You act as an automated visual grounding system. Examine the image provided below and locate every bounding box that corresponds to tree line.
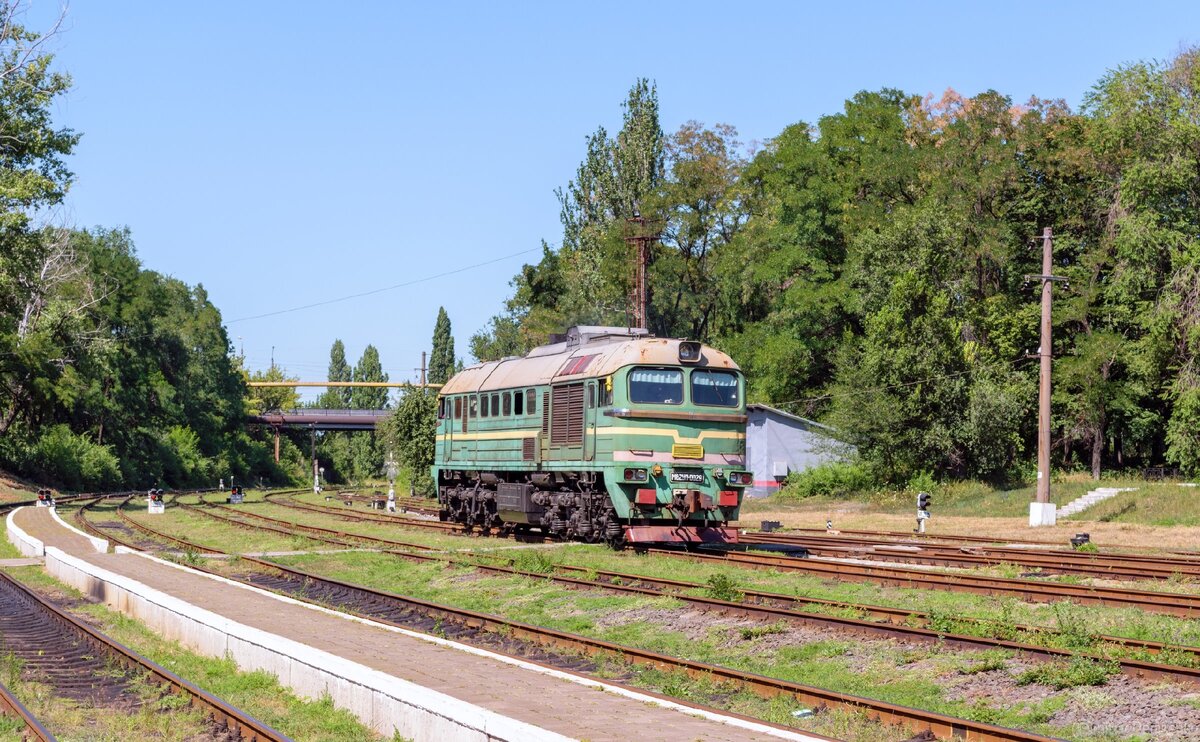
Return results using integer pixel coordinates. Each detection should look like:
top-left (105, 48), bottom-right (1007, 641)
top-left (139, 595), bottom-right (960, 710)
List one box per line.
top-left (471, 52), bottom-right (1200, 484)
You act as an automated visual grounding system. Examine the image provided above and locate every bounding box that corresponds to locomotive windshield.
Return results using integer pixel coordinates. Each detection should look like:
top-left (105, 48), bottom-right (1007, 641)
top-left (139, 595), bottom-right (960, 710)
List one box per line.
top-left (692, 370), bottom-right (740, 407)
top-left (629, 367), bottom-right (683, 405)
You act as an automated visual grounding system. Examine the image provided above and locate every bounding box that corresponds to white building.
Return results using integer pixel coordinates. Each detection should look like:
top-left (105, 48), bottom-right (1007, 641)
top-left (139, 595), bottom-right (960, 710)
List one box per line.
top-left (745, 404), bottom-right (849, 498)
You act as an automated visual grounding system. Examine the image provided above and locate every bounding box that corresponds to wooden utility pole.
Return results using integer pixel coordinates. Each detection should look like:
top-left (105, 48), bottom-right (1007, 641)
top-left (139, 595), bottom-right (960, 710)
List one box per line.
top-left (1026, 228), bottom-right (1067, 525)
top-left (1036, 228), bottom-right (1053, 505)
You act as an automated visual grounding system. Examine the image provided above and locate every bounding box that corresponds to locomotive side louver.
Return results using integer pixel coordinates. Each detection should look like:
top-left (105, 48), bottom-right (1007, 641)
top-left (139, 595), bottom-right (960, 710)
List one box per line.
top-left (551, 383), bottom-right (584, 447)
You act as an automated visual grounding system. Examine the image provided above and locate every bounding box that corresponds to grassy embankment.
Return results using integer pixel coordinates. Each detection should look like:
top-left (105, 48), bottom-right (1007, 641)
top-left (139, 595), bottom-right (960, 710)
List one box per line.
top-left (743, 473), bottom-right (1200, 549)
top-left (0, 565), bottom-right (383, 741)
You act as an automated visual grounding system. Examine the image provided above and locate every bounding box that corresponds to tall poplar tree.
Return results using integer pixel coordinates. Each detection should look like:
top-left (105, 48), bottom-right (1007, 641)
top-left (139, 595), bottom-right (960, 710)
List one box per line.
top-left (318, 339), bottom-right (352, 408)
top-left (428, 308), bottom-right (455, 384)
top-left (351, 345), bottom-right (388, 410)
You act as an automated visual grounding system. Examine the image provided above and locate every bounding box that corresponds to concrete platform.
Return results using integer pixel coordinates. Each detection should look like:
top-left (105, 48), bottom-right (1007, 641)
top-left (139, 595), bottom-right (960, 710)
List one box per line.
top-left (8, 507), bottom-right (823, 742)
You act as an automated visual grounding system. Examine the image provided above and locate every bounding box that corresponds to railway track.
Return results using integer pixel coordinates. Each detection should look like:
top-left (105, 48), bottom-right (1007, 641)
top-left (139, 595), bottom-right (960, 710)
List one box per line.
top-left (647, 547), bottom-right (1200, 618)
top-left (257, 488), bottom-right (1200, 619)
top-left (71, 495), bottom-right (1063, 741)
top-left (744, 530), bottom-right (1200, 581)
top-left (0, 677), bottom-right (53, 741)
top-left (0, 565), bottom-right (288, 741)
top-left (132, 494), bottom-right (1200, 684)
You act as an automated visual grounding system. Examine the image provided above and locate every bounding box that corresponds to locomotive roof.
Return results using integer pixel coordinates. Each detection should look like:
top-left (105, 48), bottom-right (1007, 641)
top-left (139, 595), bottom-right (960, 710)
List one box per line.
top-left (439, 327), bottom-right (740, 396)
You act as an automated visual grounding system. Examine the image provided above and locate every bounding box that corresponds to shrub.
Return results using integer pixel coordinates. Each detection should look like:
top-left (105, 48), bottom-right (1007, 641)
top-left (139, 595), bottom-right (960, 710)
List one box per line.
top-left (703, 573), bottom-right (744, 602)
top-left (779, 461), bottom-right (875, 499)
top-left (28, 425), bottom-right (121, 491)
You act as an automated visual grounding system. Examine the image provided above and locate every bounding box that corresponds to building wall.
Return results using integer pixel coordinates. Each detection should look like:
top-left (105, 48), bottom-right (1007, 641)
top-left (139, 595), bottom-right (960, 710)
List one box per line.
top-left (746, 408), bottom-right (843, 498)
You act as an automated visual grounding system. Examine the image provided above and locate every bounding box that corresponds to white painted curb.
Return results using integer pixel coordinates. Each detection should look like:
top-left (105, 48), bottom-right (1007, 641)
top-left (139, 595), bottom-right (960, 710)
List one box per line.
top-left (5, 507), bottom-right (43, 557)
top-left (49, 506), bottom-right (108, 552)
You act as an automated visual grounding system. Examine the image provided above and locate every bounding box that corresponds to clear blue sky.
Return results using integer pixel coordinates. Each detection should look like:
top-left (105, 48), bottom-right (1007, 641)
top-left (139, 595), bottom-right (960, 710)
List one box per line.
top-left (30, 1), bottom-right (1199, 398)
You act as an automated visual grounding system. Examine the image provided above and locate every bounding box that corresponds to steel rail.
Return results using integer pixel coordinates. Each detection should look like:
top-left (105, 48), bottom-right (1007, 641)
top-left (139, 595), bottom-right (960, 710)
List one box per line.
top-left (187, 495), bottom-right (439, 551)
top-left (760, 526), bottom-right (1200, 563)
top-left (0, 569), bottom-right (289, 742)
top-left (744, 532), bottom-right (1200, 580)
top-left (0, 678), bottom-right (55, 741)
top-left (79, 501), bottom-right (1057, 742)
top-left (262, 491), bottom-right (473, 532)
top-left (645, 548), bottom-right (1200, 617)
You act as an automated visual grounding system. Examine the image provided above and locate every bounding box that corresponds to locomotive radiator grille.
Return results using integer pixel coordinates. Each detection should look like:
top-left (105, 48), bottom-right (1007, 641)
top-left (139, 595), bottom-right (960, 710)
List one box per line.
top-left (672, 443), bottom-right (705, 459)
top-left (550, 383), bottom-right (585, 447)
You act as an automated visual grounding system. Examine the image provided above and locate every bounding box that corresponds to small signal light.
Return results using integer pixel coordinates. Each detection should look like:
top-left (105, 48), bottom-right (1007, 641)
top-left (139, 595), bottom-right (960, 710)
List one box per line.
top-left (678, 341), bottom-right (701, 363)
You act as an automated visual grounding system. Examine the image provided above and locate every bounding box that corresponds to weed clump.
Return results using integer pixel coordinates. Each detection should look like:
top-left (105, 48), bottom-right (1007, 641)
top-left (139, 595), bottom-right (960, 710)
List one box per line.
top-left (1017, 657), bottom-right (1118, 689)
top-left (510, 550), bottom-right (558, 574)
top-left (703, 573), bottom-right (743, 602)
top-left (739, 622), bottom-right (788, 641)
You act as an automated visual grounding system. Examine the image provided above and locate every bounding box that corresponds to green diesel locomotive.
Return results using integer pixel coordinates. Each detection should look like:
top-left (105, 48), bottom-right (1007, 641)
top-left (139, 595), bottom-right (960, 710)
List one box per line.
top-left (432, 326), bottom-right (751, 545)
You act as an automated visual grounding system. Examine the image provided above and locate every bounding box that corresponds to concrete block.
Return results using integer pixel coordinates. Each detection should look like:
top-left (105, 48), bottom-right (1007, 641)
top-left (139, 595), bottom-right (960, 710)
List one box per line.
top-left (1029, 501), bottom-right (1057, 527)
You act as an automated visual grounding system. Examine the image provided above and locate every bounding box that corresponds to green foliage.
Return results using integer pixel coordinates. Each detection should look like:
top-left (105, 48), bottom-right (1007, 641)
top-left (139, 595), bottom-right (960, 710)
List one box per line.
top-left (27, 424), bottom-right (120, 490)
top-left (472, 49), bottom-right (1200, 483)
top-left (1016, 657), bottom-right (1118, 690)
top-left (378, 387), bottom-right (437, 494)
top-left (428, 307), bottom-right (455, 384)
top-left (509, 549), bottom-right (558, 575)
top-left (702, 573), bottom-right (743, 602)
top-left (316, 339), bottom-right (351, 408)
top-left (780, 461), bottom-right (875, 499)
top-left (350, 344), bottom-right (388, 410)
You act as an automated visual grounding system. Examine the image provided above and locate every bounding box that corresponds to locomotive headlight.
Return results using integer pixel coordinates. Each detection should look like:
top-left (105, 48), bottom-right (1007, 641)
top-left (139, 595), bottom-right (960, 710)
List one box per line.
top-left (678, 341), bottom-right (702, 363)
top-left (714, 467), bottom-right (725, 479)
top-left (622, 467), bottom-right (648, 482)
top-left (727, 472), bottom-right (752, 486)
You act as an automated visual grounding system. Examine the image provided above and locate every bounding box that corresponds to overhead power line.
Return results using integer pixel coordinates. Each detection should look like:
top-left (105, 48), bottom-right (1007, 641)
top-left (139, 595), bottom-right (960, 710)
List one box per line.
top-left (226, 248), bottom-right (540, 324)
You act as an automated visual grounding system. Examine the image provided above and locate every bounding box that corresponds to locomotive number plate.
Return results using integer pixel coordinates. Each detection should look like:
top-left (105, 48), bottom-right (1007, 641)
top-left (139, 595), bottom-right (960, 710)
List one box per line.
top-left (670, 470), bottom-right (704, 483)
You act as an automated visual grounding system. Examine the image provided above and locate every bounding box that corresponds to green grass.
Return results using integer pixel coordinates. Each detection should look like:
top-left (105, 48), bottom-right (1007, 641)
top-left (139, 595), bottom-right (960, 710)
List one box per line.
top-left (1081, 485), bottom-right (1200, 526)
top-left (73, 499), bottom-right (332, 554)
top-left (749, 473), bottom-right (1197, 520)
top-left (0, 565), bottom-right (381, 741)
top-left (0, 527), bottom-right (21, 560)
top-left (1017, 657), bottom-right (1120, 690)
